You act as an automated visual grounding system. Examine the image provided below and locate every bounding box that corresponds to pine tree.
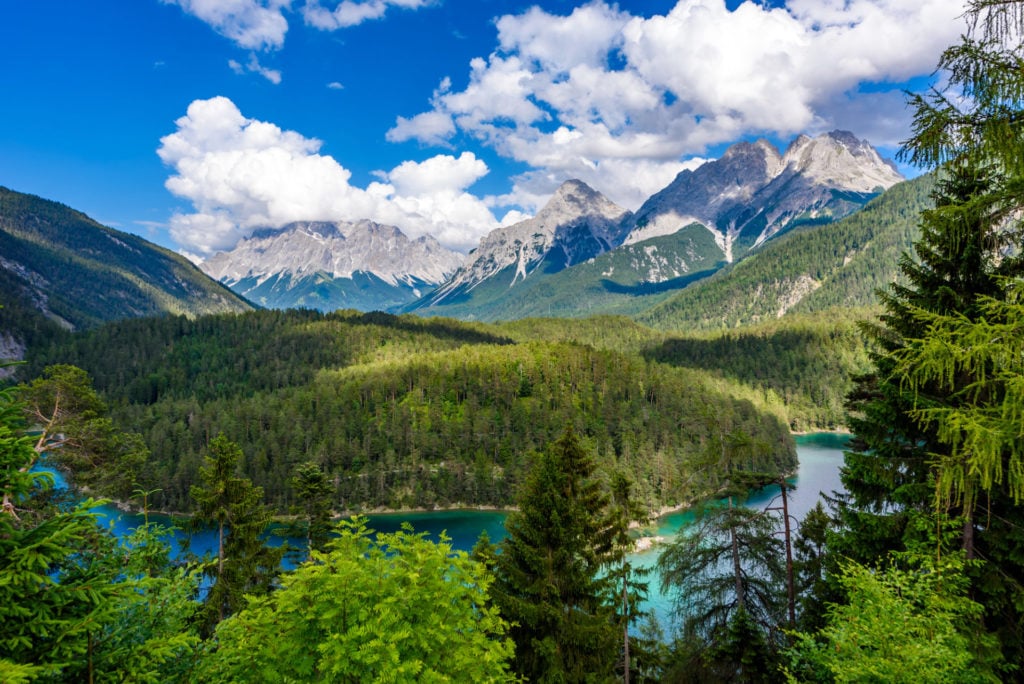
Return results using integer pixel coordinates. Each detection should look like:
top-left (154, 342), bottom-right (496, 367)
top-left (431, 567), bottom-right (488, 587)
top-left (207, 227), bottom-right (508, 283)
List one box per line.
top-left (290, 460), bottom-right (334, 559)
top-left (657, 499), bottom-right (786, 683)
top-left (491, 427), bottom-right (619, 682)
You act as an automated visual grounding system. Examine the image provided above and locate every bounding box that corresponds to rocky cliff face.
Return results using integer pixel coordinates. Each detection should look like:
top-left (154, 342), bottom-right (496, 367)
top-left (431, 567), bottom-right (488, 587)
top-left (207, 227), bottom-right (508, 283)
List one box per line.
top-left (423, 180), bottom-right (631, 305)
top-left (622, 130), bottom-right (903, 261)
top-left (201, 220), bottom-right (464, 311)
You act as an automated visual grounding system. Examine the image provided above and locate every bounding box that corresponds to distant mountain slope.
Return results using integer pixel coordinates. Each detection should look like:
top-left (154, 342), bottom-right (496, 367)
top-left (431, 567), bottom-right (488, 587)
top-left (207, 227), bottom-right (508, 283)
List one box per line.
top-left (201, 220), bottom-right (464, 312)
top-left (622, 130), bottom-right (904, 261)
top-left (420, 222), bottom-right (725, 321)
top-left (635, 174), bottom-right (936, 331)
top-left (0, 186), bottom-right (252, 358)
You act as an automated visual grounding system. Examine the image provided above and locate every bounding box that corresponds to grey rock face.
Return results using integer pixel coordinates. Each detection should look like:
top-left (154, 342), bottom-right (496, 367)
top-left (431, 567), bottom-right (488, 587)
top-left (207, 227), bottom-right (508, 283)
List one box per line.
top-left (202, 220), bottom-right (464, 289)
top-left (425, 179), bottom-right (631, 304)
top-left (622, 131), bottom-right (904, 261)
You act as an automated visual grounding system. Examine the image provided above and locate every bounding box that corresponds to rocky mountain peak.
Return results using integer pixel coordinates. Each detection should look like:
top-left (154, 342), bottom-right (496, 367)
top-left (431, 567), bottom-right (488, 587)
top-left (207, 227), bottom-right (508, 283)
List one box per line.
top-left (781, 130), bottom-right (903, 191)
top-left (416, 180), bottom-right (630, 306)
top-left (202, 219), bottom-right (463, 288)
top-left (621, 131), bottom-right (904, 257)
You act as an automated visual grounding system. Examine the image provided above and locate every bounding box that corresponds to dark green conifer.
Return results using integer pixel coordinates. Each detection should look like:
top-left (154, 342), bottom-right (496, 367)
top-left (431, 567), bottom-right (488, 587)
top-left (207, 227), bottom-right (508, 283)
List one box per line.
top-left (491, 427), bottom-right (619, 682)
top-left (190, 433), bottom-right (283, 633)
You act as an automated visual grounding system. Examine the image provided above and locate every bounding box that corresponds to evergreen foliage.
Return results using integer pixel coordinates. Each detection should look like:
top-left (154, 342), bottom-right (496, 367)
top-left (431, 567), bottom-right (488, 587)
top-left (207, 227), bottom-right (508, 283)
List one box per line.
top-left (0, 378), bottom-right (201, 681)
top-left (189, 434), bottom-right (284, 633)
top-left (491, 428), bottom-right (621, 682)
top-left (28, 310), bottom-right (795, 514)
top-left (827, 0), bottom-right (1024, 672)
top-left (645, 309), bottom-right (873, 430)
top-left (657, 499), bottom-right (787, 682)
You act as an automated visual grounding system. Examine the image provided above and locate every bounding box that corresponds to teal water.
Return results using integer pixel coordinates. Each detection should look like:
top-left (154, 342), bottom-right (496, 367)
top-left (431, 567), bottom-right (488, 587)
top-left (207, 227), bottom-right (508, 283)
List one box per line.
top-left (53, 433), bottom-right (848, 628)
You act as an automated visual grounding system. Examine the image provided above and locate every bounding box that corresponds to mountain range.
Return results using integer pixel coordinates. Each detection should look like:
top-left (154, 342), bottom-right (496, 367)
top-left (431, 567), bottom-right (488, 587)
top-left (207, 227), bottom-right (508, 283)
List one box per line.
top-left (405, 130), bottom-right (904, 320)
top-left (0, 129), bottom-right (914, 358)
top-left (201, 220), bottom-right (463, 311)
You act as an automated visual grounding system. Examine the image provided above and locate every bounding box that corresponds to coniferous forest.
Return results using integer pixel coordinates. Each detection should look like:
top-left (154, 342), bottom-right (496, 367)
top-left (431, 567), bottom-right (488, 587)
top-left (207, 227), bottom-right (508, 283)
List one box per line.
top-left (3, 1), bottom-right (1024, 681)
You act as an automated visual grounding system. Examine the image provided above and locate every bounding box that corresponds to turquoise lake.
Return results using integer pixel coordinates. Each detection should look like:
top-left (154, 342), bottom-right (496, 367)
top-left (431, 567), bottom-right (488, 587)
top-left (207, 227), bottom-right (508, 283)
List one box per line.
top-left (69, 432), bottom-right (848, 629)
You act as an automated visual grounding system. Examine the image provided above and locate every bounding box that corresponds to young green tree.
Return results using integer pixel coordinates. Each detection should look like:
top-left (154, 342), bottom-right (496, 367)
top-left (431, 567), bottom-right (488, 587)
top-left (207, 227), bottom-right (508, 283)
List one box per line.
top-left (490, 427), bottom-right (620, 682)
top-left (785, 520), bottom-right (1004, 684)
top-left (190, 433), bottom-right (283, 632)
top-left (290, 460), bottom-right (334, 559)
top-left (198, 517), bottom-right (515, 683)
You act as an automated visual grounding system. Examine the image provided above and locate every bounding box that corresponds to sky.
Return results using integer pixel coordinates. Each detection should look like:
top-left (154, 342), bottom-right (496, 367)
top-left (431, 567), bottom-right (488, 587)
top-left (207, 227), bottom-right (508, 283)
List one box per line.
top-left (0, 0), bottom-right (966, 259)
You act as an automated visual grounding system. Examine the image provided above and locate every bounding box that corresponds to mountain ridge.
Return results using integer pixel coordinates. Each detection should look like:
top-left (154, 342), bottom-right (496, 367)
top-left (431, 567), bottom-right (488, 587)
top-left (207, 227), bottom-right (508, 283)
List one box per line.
top-left (200, 219), bottom-right (464, 311)
top-left (0, 185), bottom-right (253, 365)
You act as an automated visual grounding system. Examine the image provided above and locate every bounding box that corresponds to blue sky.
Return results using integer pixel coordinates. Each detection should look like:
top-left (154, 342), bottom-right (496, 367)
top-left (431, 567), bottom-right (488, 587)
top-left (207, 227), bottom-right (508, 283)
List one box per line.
top-left (1, 0), bottom-right (963, 258)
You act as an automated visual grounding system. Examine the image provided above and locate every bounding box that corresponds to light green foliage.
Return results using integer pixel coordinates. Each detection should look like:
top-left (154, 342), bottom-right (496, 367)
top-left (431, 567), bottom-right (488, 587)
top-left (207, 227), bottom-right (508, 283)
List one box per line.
top-left (785, 539), bottom-right (1002, 683)
top-left (893, 279), bottom-right (1024, 508)
top-left (198, 517), bottom-right (515, 683)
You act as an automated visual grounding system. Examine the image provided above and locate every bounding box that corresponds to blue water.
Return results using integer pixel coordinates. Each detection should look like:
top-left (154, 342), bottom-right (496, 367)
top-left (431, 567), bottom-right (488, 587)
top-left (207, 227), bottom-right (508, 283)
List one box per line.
top-left (47, 433), bottom-right (848, 628)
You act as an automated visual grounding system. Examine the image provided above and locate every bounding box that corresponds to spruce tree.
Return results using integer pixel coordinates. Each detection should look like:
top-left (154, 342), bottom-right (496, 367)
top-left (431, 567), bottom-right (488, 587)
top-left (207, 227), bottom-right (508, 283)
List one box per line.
top-left (832, 0), bottom-right (1024, 671)
top-left (190, 433), bottom-right (283, 633)
top-left (491, 427), bottom-right (619, 682)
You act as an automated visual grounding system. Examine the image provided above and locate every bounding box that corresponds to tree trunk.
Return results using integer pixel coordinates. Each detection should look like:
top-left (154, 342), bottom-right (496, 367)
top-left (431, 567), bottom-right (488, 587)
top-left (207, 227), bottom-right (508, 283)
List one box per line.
top-left (780, 481), bottom-right (796, 626)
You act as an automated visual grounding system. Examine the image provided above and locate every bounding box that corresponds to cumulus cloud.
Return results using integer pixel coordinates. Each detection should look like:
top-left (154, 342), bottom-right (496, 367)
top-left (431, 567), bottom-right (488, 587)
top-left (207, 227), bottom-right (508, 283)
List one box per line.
top-left (158, 97), bottom-right (499, 255)
top-left (163, 0), bottom-right (291, 50)
top-left (388, 0), bottom-right (963, 208)
top-left (302, 0), bottom-right (434, 30)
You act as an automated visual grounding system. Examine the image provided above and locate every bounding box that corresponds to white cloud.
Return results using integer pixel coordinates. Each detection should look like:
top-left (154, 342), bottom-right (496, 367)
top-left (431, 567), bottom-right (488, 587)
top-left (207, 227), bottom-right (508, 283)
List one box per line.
top-left (166, 0), bottom-right (436, 50)
top-left (302, 0), bottom-right (434, 30)
top-left (163, 0), bottom-right (291, 50)
top-left (388, 0), bottom-right (963, 209)
top-left (386, 153), bottom-right (488, 196)
top-left (229, 53), bottom-right (282, 83)
top-left (158, 97), bottom-right (500, 255)
top-left (327, 81), bottom-right (344, 89)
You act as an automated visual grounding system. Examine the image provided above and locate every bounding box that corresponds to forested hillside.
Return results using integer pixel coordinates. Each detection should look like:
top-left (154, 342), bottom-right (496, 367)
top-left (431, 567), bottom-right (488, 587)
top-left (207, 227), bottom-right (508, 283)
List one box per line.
top-left (0, 186), bottom-right (252, 343)
top-left (27, 309), bottom-right (794, 514)
top-left (637, 174), bottom-right (935, 331)
top-left (645, 309), bottom-right (875, 430)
